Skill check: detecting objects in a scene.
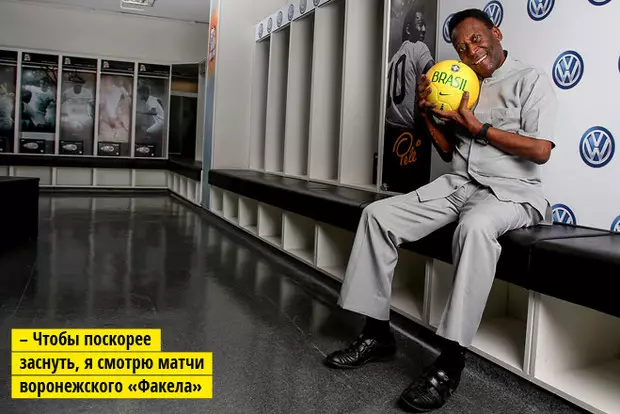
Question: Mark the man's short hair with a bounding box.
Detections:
[448,8,494,40]
[138,85,150,95]
[21,89,32,101]
[402,5,424,42]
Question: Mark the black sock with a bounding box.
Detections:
[435,339,465,378]
[361,316,391,340]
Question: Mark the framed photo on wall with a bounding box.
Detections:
[98,60,134,157]
[0,50,17,153]
[19,52,58,154]
[382,0,438,193]
[59,56,97,155]
[135,63,170,158]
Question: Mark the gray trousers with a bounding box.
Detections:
[337,181,540,347]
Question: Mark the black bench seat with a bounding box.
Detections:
[0,176,39,248]
[208,169,386,232]
[530,234,620,318]
[208,169,620,318]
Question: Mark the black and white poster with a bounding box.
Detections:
[382,0,437,193]
[135,64,169,158]
[0,50,17,153]
[98,60,134,156]
[19,53,58,154]
[59,56,97,155]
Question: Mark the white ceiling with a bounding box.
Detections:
[15,0,211,23]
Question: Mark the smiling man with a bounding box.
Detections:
[324,8,558,413]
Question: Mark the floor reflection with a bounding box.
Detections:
[0,195,586,414]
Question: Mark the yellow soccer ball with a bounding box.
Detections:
[426,60,480,111]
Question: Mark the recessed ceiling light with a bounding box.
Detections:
[120,0,157,11]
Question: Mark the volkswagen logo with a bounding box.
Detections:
[443,14,454,44]
[580,126,615,168]
[484,1,503,27]
[267,17,273,34]
[258,23,264,38]
[588,0,611,5]
[300,0,307,14]
[288,4,295,21]
[553,50,584,89]
[314,0,320,5]
[527,0,554,21]
[552,204,576,225]
[277,11,283,27]
[612,216,620,232]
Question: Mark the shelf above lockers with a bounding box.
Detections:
[282,212,315,264]
[429,260,529,372]
[315,222,354,281]
[391,249,427,324]
[249,40,270,170]
[338,0,385,189]
[308,0,345,183]
[258,203,283,247]
[533,294,620,414]
[283,11,314,178]
[265,27,291,173]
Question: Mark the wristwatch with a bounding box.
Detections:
[475,123,492,145]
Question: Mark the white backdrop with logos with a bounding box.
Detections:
[435,0,619,232]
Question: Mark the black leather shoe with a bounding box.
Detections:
[324,333,396,369]
[398,365,461,413]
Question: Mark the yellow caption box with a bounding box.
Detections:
[12,352,212,376]
[12,329,161,352]
[12,375,212,399]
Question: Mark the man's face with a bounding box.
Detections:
[452,17,504,79]
[40,80,49,92]
[410,12,426,42]
[73,84,83,94]
[139,90,149,101]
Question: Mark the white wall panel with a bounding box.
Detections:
[134,170,168,187]
[14,166,52,185]
[308,0,345,182]
[339,0,385,189]
[284,14,314,177]
[95,169,132,187]
[210,0,290,169]
[56,167,93,186]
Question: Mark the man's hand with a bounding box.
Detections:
[416,74,435,113]
[430,92,483,136]
[415,74,454,160]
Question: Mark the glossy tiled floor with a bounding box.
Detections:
[0,195,586,413]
